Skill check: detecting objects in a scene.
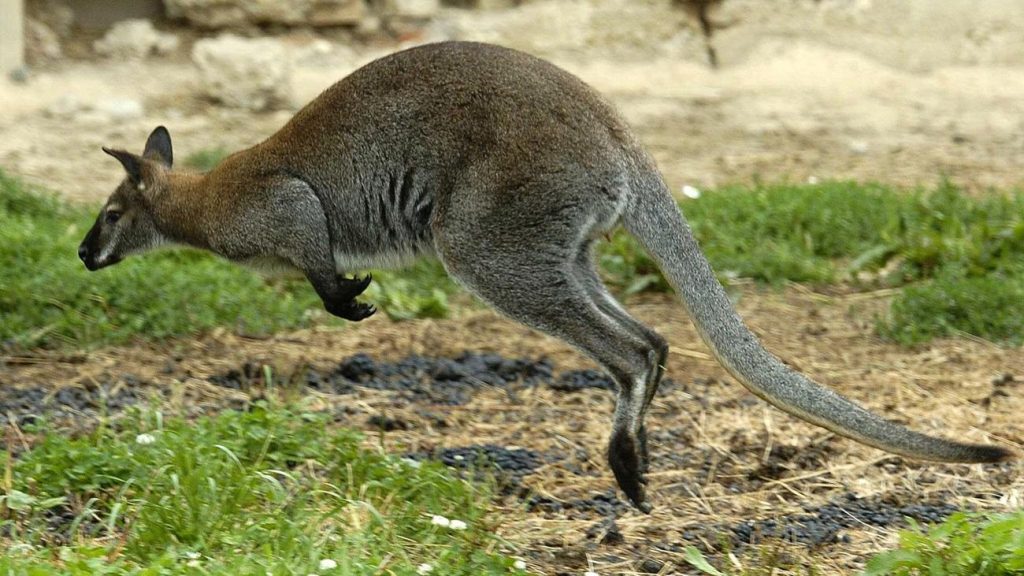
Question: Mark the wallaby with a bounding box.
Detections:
[79,41,1012,511]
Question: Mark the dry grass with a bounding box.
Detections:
[2,286,1022,574]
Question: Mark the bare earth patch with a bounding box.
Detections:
[3,286,1021,574]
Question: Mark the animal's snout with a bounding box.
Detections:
[78,244,89,262]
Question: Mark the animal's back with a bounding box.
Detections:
[270,41,639,179]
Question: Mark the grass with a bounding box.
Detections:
[601,181,1024,345]
[864,511,1024,575]
[4,163,1024,349]
[0,402,525,575]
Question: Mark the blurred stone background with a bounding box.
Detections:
[3,0,1024,200]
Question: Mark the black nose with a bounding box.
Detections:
[78,244,89,262]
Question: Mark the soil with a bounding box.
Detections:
[3,1,1024,574]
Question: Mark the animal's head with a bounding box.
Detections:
[78,126,175,271]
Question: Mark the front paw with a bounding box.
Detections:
[325,298,377,321]
[337,274,373,301]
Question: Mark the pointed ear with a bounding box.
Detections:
[142,126,173,168]
[103,147,143,183]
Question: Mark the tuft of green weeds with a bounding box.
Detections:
[864,511,1024,575]
[684,181,910,285]
[599,180,1024,345]
[878,273,1024,345]
[1,404,525,575]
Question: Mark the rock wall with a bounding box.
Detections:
[22,0,1024,72]
[164,0,370,28]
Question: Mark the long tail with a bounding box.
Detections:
[622,181,1013,463]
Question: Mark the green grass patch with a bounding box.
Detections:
[864,511,1024,575]
[600,181,1024,345]
[1,403,524,575]
[878,273,1024,345]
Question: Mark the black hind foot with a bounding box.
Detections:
[608,428,652,513]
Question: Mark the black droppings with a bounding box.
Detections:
[683,492,961,547]
[209,352,555,405]
[0,381,149,427]
[550,369,615,392]
[411,444,544,476]
[528,490,631,518]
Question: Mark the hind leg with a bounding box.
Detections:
[574,244,668,475]
[438,222,661,511]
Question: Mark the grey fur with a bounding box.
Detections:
[80,41,1012,511]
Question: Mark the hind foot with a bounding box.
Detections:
[608,428,652,513]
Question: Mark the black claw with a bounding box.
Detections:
[337,274,373,301]
[324,299,377,321]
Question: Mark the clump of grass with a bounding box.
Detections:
[878,273,1024,345]
[1,403,524,575]
[864,511,1024,575]
[599,180,1024,345]
[598,180,910,293]
[685,181,910,284]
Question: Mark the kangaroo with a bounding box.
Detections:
[79,41,1012,511]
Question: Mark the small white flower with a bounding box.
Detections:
[430,515,450,527]
[184,551,200,560]
[807,175,820,185]
[318,559,338,571]
[682,184,701,199]
[513,559,527,570]
[135,433,156,445]
[417,563,433,575]
[449,519,468,530]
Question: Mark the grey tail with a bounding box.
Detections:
[622,179,1013,464]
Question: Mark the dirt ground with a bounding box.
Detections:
[3,1,1024,574]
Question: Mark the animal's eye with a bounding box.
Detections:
[105,211,122,224]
